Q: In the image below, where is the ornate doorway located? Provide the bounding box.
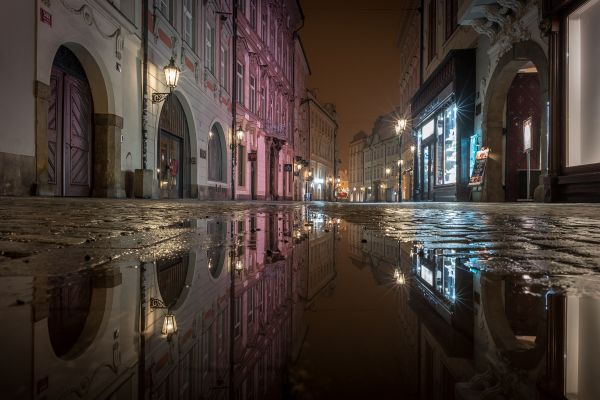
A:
[505,71,541,201]
[157,95,189,199]
[47,46,93,196]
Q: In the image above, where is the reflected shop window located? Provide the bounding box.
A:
[156,253,190,309]
[567,0,600,167]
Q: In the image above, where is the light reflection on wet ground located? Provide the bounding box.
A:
[1,199,600,399]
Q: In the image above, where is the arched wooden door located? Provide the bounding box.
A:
[47,46,93,196]
[157,95,189,199]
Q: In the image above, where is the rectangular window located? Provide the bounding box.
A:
[261,13,268,40]
[435,105,457,185]
[205,23,215,73]
[247,287,254,324]
[249,75,256,113]
[183,0,194,46]
[238,145,246,186]
[260,89,266,118]
[250,0,257,29]
[236,62,245,104]
[428,0,437,63]
[159,0,171,21]
[220,46,228,90]
[445,0,458,40]
[566,0,600,166]
[201,327,211,377]
[217,311,225,354]
[234,296,242,338]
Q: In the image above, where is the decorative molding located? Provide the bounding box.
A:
[58,0,124,59]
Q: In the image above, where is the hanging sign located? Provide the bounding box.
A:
[468,147,490,187]
[523,117,532,152]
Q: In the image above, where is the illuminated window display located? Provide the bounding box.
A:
[567,0,600,166]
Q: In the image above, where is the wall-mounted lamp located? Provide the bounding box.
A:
[150,297,178,340]
[152,57,181,103]
[236,126,245,143]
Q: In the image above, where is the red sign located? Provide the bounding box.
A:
[40,8,52,26]
[248,151,257,162]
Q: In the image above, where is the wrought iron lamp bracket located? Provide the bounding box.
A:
[152,92,170,104]
[150,297,168,309]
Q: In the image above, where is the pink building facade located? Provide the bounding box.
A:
[233,0,304,201]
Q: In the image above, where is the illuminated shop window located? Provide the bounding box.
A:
[567,0,600,166]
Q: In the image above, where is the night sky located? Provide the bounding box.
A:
[300,0,409,171]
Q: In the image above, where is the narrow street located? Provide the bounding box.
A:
[1,198,599,399]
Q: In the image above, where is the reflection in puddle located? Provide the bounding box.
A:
[0,209,599,399]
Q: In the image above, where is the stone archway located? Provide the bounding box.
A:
[482,41,549,202]
[157,94,191,199]
[37,43,121,197]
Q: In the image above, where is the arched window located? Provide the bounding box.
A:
[208,124,225,182]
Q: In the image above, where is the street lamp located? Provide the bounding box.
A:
[395,118,408,203]
[152,57,181,103]
[395,118,407,135]
[410,145,416,201]
[398,159,404,202]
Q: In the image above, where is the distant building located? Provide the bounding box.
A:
[301,90,338,201]
[349,131,367,202]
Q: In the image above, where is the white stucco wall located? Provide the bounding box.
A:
[0,1,36,156]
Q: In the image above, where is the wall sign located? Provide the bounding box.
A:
[199,149,207,159]
[40,8,52,26]
[523,117,532,152]
[248,151,257,162]
[468,147,490,187]
[283,164,293,172]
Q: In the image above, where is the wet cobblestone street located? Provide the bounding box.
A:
[1,197,600,399]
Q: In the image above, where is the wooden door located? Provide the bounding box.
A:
[158,131,183,199]
[48,65,92,197]
[64,75,93,196]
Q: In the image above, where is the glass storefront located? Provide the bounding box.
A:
[417,102,458,199]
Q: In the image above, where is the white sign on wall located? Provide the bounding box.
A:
[523,117,533,152]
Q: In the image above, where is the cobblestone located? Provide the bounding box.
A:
[1,198,600,288]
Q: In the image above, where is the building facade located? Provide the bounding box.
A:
[349,131,367,202]
[459,0,550,202]
[0,0,308,201]
[543,0,600,202]
[301,91,338,201]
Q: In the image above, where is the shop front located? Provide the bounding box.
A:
[545,0,600,201]
[411,50,476,202]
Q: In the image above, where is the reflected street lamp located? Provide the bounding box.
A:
[150,297,178,341]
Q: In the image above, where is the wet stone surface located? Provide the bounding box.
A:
[0,197,600,399]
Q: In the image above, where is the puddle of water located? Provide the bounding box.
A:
[0,207,598,399]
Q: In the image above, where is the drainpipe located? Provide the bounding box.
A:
[419,0,424,85]
[231,1,238,201]
[141,1,150,171]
